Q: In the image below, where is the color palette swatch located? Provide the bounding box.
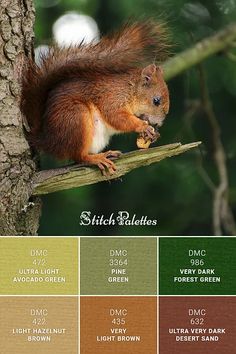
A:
[80,237,157,294]
[0,237,78,295]
[81,296,157,354]
[159,237,236,295]
[160,296,236,353]
[0,236,236,353]
[0,297,78,354]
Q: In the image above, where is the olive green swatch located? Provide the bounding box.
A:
[159,237,236,295]
[0,237,78,295]
[80,237,157,295]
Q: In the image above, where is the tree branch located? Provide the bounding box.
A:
[198,65,236,236]
[32,142,201,195]
[163,23,236,81]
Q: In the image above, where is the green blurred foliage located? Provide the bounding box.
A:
[34,0,236,236]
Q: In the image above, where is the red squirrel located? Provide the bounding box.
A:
[21,21,170,174]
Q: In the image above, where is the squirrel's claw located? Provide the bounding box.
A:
[97,158,117,176]
[100,150,122,176]
[104,150,122,160]
[143,125,156,140]
[81,151,122,176]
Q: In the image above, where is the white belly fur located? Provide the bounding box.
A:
[89,111,118,154]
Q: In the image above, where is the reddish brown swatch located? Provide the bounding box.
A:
[160,296,236,354]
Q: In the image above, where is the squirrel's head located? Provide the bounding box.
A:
[133,64,169,127]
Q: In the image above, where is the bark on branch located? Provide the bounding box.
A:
[32,142,201,195]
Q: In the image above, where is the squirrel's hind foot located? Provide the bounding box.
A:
[80,151,122,176]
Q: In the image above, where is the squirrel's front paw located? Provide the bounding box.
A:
[142,125,156,141]
[136,124,161,149]
[136,121,156,140]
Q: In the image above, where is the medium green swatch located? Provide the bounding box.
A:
[80,237,157,295]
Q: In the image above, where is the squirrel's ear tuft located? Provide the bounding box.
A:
[141,64,157,84]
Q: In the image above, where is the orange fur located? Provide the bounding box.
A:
[21,20,170,173]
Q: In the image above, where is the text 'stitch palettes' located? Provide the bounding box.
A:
[0,236,235,353]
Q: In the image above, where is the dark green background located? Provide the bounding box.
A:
[159,237,236,295]
[33,0,236,236]
[80,237,157,295]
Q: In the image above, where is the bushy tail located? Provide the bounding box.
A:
[21,20,170,137]
[101,20,170,68]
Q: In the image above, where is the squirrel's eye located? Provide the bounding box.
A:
[153,96,161,106]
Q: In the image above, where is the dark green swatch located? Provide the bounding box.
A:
[80,237,157,295]
[159,237,236,295]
